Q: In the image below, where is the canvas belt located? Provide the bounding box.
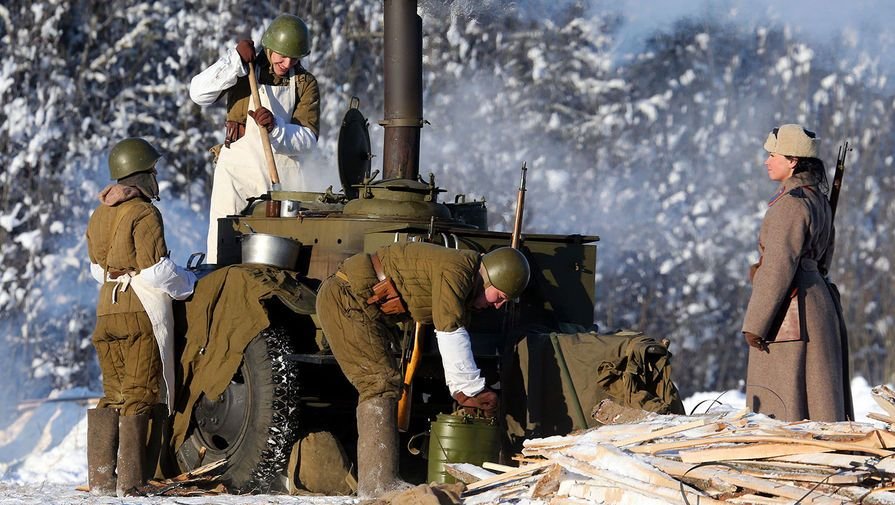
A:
[107,268,132,280]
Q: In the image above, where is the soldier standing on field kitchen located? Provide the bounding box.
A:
[742,124,853,422]
[190,14,321,264]
[85,138,197,496]
[316,242,530,498]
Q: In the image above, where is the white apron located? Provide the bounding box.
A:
[207,66,303,263]
[111,273,175,414]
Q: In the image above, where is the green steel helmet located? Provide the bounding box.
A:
[481,247,531,300]
[261,14,310,58]
[108,138,161,180]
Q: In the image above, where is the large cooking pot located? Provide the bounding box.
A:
[241,233,302,271]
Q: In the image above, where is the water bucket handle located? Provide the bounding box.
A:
[407,431,429,458]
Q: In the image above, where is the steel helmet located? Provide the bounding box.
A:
[481,247,531,300]
[261,14,310,58]
[108,138,161,180]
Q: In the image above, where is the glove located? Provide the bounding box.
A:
[248,106,275,132]
[452,388,499,418]
[743,332,769,353]
[236,39,255,64]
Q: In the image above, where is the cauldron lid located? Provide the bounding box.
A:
[337,97,372,200]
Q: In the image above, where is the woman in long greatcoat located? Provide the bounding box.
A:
[741,124,851,422]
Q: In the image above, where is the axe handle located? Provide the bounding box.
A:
[397,322,424,432]
[247,63,280,186]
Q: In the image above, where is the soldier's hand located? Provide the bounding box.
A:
[236,39,256,64]
[248,107,275,132]
[453,388,499,418]
[743,332,769,353]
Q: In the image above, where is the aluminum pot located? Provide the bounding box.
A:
[241,233,302,270]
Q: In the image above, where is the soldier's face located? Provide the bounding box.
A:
[269,51,298,76]
[765,153,797,182]
[473,285,510,311]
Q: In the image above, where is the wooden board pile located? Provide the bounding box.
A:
[457,387,895,505]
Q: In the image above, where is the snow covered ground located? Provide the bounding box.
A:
[0,378,885,504]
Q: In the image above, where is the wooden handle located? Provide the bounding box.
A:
[397,322,424,432]
[247,63,280,186]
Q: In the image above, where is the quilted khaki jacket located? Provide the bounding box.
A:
[341,242,481,332]
[87,189,167,315]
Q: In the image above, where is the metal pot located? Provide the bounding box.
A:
[241,233,302,270]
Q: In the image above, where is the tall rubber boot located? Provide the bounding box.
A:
[355,397,410,498]
[116,413,149,497]
[87,408,119,495]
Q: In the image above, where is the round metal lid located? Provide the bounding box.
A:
[337,97,372,200]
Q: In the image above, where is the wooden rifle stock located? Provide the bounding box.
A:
[511,162,528,249]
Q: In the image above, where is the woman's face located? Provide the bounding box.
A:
[765,153,797,182]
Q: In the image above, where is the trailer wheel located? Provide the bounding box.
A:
[176,326,300,493]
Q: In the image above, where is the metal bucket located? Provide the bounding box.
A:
[240,233,302,270]
[425,413,501,484]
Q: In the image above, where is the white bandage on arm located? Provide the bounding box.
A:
[435,327,486,397]
[139,257,197,300]
[189,48,247,106]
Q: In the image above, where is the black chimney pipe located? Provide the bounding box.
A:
[381,0,423,180]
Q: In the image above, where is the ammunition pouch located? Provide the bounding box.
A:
[224,120,246,148]
[366,277,407,316]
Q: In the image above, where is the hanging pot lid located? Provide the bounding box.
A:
[338,96,372,200]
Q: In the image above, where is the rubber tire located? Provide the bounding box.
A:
[176,326,300,493]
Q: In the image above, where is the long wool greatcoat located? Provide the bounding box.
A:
[742,171,847,422]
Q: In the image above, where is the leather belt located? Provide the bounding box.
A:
[370,253,386,282]
[107,269,131,280]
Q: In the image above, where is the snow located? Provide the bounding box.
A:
[0,378,885,503]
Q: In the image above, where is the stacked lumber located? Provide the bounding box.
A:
[459,393,895,505]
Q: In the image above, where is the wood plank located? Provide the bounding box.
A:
[679,442,832,463]
[443,463,496,484]
[872,386,895,418]
[644,455,850,505]
[481,461,515,473]
[867,412,895,424]
[614,418,716,447]
[463,460,553,492]
[630,434,894,457]
[551,448,718,503]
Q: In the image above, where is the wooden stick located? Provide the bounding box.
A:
[247,63,280,186]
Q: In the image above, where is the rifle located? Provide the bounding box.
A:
[821,142,850,276]
[829,141,850,220]
[510,162,528,249]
